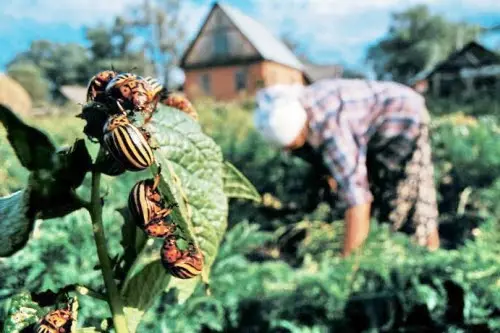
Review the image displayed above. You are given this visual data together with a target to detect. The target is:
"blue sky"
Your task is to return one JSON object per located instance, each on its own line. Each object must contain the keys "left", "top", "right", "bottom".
{"left": 1, "top": 0, "right": 500, "bottom": 75}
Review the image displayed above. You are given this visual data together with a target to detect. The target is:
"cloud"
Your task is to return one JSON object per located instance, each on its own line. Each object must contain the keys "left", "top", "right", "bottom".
{"left": 1, "top": 0, "right": 499, "bottom": 71}
{"left": 178, "top": 1, "right": 212, "bottom": 41}
{"left": 2, "top": 0, "right": 141, "bottom": 27}
{"left": 249, "top": 0, "right": 500, "bottom": 68}
{"left": 1, "top": 0, "right": 210, "bottom": 29}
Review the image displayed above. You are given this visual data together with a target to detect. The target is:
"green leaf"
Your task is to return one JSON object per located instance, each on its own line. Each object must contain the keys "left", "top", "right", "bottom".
{"left": 415, "top": 284, "right": 439, "bottom": 311}
{"left": 0, "top": 135, "right": 91, "bottom": 257}
{"left": 0, "top": 190, "right": 33, "bottom": 257}
{"left": 222, "top": 161, "right": 261, "bottom": 202}
{"left": 25, "top": 139, "right": 90, "bottom": 221}
{"left": 55, "top": 139, "right": 93, "bottom": 189}
{"left": 0, "top": 104, "right": 56, "bottom": 171}
{"left": 116, "top": 205, "right": 148, "bottom": 281}
{"left": 3, "top": 292, "right": 44, "bottom": 333}
{"left": 121, "top": 105, "right": 229, "bottom": 318}
{"left": 140, "top": 105, "right": 229, "bottom": 281}
{"left": 121, "top": 260, "right": 171, "bottom": 332}
{"left": 75, "top": 328, "right": 101, "bottom": 333}
{"left": 165, "top": 275, "right": 202, "bottom": 305}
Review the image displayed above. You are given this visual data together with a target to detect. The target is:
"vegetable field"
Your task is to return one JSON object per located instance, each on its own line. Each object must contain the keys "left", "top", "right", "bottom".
{"left": 0, "top": 98, "right": 499, "bottom": 333}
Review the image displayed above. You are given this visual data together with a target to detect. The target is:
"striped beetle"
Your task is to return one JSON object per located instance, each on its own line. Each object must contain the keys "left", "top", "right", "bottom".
{"left": 140, "top": 75, "right": 166, "bottom": 123}
{"left": 93, "top": 145, "right": 126, "bottom": 176}
{"left": 34, "top": 298, "right": 77, "bottom": 333}
{"left": 161, "top": 236, "right": 204, "bottom": 279}
{"left": 105, "top": 73, "right": 156, "bottom": 115}
{"left": 102, "top": 113, "right": 154, "bottom": 171}
{"left": 142, "top": 76, "right": 165, "bottom": 100}
{"left": 128, "top": 171, "right": 179, "bottom": 238}
{"left": 86, "top": 70, "right": 117, "bottom": 103}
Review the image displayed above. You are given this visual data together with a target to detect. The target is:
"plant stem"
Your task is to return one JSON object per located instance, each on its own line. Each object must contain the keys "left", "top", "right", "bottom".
{"left": 88, "top": 170, "right": 130, "bottom": 333}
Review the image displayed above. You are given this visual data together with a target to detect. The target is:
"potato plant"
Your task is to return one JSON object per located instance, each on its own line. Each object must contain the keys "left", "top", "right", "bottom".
{"left": 0, "top": 72, "right": 260, "bottom": 333}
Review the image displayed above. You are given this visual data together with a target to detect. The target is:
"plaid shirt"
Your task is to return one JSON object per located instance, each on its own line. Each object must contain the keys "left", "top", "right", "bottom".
{"left": 298, "top": 79, "right": 430, "bottom": 208}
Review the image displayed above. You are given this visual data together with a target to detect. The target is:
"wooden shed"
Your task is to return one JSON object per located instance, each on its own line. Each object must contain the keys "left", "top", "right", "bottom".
{"left": 419, "top": 41, "right": 500, "bottom": 97}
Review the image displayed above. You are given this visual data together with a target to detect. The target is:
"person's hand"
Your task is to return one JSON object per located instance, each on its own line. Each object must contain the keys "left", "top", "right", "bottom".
{"left": 325, "top": 176, "right": 337, "bottom": 192}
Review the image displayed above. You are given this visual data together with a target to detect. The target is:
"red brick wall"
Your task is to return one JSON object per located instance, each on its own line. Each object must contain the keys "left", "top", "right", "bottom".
{"left": 261, "top": 61, "right": 305, "bottom": 87}
{"left": 184, "top": 61, "right": 304, "bottom": 101}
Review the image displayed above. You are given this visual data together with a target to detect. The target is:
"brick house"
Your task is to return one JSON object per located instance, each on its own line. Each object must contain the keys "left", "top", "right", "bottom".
{"left": 180, "top": 2, "right": 309, "bottom": 101}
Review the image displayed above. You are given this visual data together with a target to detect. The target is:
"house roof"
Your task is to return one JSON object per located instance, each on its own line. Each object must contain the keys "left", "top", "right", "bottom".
{"left": 423, "top": 41, "right": 500, "bottom": 79}
{"left": 303, "top": 63, "right": 343, "bottom": 82}
{"left": 60, "top": 85, "right": 87, "bottom": 104}
{"left": 181, "top": 2, "right": 304, "bottom": 71}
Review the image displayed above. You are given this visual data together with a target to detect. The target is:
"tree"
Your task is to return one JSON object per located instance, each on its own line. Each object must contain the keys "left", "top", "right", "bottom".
{"left": 128, "top": 0, "right": 186, "bottom": 88}
{"left": 86, "top": 25, "right": 115, "bottom": 60}
{"left": 85, "top": 18, "right": 149, "bottom": 75}
{"left": 7, "top": 62, "right": 50, "bottom": 104}
{"left": 7, "top": 41, "right": 91, "bottom": 88}
{"left": 366, "top": 5, "right": 482, "bottom": 82}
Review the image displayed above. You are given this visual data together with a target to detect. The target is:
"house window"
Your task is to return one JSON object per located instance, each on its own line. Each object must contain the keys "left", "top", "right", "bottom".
{"left": 235, "top": 69, "right": 247, "bottom": 91}
{"left": 213, "top": 29, "right": 228, "bottom": 56}
{"left": 200, "top": 73, "right": 211, "bottom": 94}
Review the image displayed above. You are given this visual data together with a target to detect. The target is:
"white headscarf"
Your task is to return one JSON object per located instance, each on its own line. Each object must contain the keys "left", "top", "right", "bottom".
{"left": 253, "top": 84, "right": 307, "bottom": 148}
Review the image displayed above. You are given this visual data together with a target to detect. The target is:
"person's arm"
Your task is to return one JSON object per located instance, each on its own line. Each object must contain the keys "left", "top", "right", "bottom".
{"left": 320, "top": 118, "right": 373, "bottom": 258}
{"left": 343, "top": 202, "right": 371, "bottom": 257}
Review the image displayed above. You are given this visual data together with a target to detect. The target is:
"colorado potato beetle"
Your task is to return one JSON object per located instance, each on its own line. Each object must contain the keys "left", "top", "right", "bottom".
{"left": 142, "top": 76, "right": 165, "bottom": 100}
{"left": 102, "top": 114, "right": 154, "bottom": 171}
{"left": 34, "top": 299, "right": 76, "bottom": 333}
{"left": 144, "top": 216, "right": 177, "bottom": 238}
{"left": 128, "top": 172, "right": 178, "bottom": 238}
{"left": 86, "top": 70, "right": 117, "bottom": 103}
{"left": 161, "top": 236, "right": 203, "bottom": 279}
{"left": 93, "top": 146, "right": 126, "bottom": 176}
{"left": 161, "top": 92, "right": 199, "bottom": 121}
{"left": 105, "top": 73, "right": 155, "bottom": 115}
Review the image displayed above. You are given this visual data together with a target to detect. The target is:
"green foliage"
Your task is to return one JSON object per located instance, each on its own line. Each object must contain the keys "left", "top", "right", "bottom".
{"left": 8, "top": 40, "right": 91, "bottom": 88}
{"left": 122, "top": 261, "right": 171, "bottom": 332}
{"left": 0, "top": 104, "right": 56, "bottom": 170}
{"left": 7, "top": 17, "right": 150, "bottom": 99}
{"left": 139, "top": 219, "right": 498, "bottom": 332}
{"left": 432, "top": 115, "right": 500, "bottom": 187}
{"left": 0, "top": 97, "right": 499, "bottom": 332}
{"left": 0, "top": 97, "right": 256, "bottom": 332}
{"left": 427, "top": 95, "right": 500, "bottom": 118}
{"left": 142, "top": 105, "right": 229, "bottom": 277}
{"left": 116, "top": 105, "right": 242, "bottom": 329}
{"left": 85, "top": 19, "right": 149, "bottom": 76}
{"left": 222, "top": 161, "right": 261, "bottom": 203}
{"left": 3, "top": 292, "right": 44, "bottom": 333}
{"left": 0, "top": 105, "right": 90, "bottom": 257}
{"left": 6, "top": 63, "right": 50, "bottom": 104}
{"left": 367, "top": 5, "right": 481, "bottom": 82}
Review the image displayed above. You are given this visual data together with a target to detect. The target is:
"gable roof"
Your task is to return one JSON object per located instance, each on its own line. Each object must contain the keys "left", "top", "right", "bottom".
{"left": 303, "top": 63, "right": 343, "bottom": 82}
{"left": 60, "top": 85, "right": 87, "bottom": 104}
{"left": 424, "top": 41, "right": 500, "bottom": 78}
{"left": 180, "top": 2, "right": 304, "bottom": 71}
